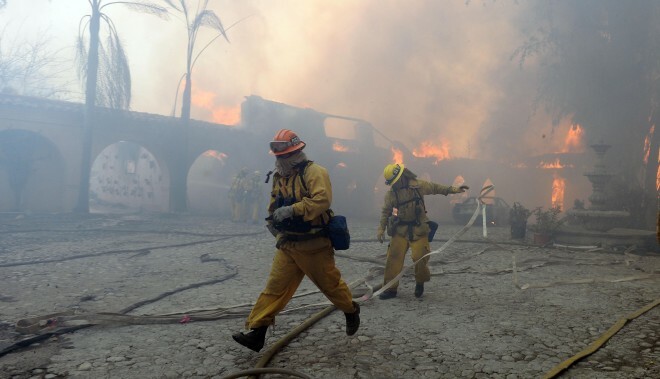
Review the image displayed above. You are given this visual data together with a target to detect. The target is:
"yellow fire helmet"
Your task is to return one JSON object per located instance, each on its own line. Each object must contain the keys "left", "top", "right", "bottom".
{"left": 383, "top": 163, "right": 404, "bottom": 186}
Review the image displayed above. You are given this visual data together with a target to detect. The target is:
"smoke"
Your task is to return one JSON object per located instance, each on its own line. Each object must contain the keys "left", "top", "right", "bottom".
{"left": 117, "top": 0, "right": 553, "bottom": 160}
{"left": 3, "top": 0, "right": 648, "bottom": 165}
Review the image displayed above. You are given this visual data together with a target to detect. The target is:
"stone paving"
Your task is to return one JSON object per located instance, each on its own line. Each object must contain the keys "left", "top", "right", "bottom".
{"left": 0, "top": 213, "right": 658, "bottom": 379}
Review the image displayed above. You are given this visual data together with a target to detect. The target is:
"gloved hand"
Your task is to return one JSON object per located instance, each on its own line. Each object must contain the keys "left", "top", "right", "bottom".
{"left": 273, "top": 205, "right": 294, "bottom": 223}
{"left": 456, "top": 185, "right": 470, "bottom": 193}
{"left": 377, "top": 228, "right": 385, "bottom": 244}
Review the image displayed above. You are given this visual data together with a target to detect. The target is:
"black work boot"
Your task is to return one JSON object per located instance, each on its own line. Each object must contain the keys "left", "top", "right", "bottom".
{"left": 414, "top": 283, "right": 424, "bottom": 298}
{"left": 232, "top": 326, "right": 268, "bottom": 352}
{"left": 378, "top": 290, "right": 397, "bottom": 300}
{"left": 345, "top": 301, "right": 360, "bottom": 336}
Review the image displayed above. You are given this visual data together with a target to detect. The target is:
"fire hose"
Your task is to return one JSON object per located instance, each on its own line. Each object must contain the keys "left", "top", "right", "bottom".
{"left": 219, "top": 186, "right": 495, "bottom": 379}
{"left": 5, "top": 185, "right": 657, "bottom": 377}
{"left": 542, "top": 298, "right": 660, "bottom": 379}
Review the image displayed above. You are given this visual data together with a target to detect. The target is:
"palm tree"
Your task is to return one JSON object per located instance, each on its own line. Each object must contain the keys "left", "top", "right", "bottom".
{"left": 74, "top": 0, "right": 167, "bottom": 213}
{"left": 163, "top": 0, "right": 228, "bottom": 212}
{"left": 164, "top": 0, "right": 228, "bottom": 121}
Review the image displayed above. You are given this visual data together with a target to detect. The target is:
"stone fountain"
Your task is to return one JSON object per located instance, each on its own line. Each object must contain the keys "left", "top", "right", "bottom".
{"left": 556, "top": 141, "right": 656, "bottom": 249}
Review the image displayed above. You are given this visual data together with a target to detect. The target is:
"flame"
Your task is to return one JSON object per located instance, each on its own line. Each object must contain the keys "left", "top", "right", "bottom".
{"left": 551, "top": 173, "right": 566, "bottom": 211}
{"left": 333, "top": 141, "right": 349, "bottom": 152}
{"left": 643, "top": 125, "right": 655, "bottom": 164}
{"left": 412, "top": 140, "right": 451, "bottom": 164}
{"left": 537, "top": 158, "right": 573, "bottom": 169}
{"left": 657, "top": 148, "right": 660, "bottom": 191}
{"left": 191, "top": 87, "right": 216, "bottom": 108}
{"left": 561, "top": 124, "right": 585, "bottom": 153}
{"left": 336, "top": 162, "right": 347, "bottom": 168}
{"left": 191, "top": 86, "right": 240, "bottom": 125}
{"left": 211, "top": 106, "right": 241, "bottom": 125}
{"left": 391, "top": 146, "right": 403, "bottom": 164}
{"left": 203, "top": 150, "right": 228, "bottom": 164}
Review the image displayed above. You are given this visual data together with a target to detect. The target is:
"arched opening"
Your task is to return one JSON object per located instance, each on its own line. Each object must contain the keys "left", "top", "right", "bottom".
{"left": 0, "top": 129, "right": 65, "bottom": 212}
{"left": 187, "top": 150, "right": 233, "bottom": 216}
{"left": 90, "top": 141, "right": 168, "bottom": 213}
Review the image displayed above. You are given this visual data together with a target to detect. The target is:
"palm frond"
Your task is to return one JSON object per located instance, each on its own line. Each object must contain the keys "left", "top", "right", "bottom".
{"left": 163, "top": 0, "right": 182, "bottom": 12}
{"left": 119, "top": 2, "right": 169, "bottom": 19}
{"left": 194, "top": 9, "right": 228, "bottom": 41}
{"left": 74, "top": 35, "right": 88, "bottom": 84}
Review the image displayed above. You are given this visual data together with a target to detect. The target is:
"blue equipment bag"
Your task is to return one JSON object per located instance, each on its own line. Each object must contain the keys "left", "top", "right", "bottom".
{"left": 427, "top": 221, "right": 439, "bottom": 242}
{"left": 327, "top": 215, "right": 350, "bottom": 250}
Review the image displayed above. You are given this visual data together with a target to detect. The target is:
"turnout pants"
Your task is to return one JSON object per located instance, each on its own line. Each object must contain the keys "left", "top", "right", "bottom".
{"left": 246, "top": 237, "right": 355, "bottom": 329}
{"left": 383, "top": 234, "right": 431, "bottom": 291}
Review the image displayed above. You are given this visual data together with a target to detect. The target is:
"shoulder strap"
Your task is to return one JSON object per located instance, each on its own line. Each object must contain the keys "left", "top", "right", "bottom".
{"left": 414, "top": 188, "right": 426, "bottom": 212}
{"left": 295, "top": 160, "right": 333, "bottom": 225}
{"left": 295, "top": 160, "right": 312, "bottom": 193}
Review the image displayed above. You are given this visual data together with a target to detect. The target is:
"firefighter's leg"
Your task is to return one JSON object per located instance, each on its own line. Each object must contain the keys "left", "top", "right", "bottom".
{"left": 382, "top": 234, "right": 409, "bottom": 292}
{"left": 410, "top": 237, "right": 431, "bottom": 284}
{"left": 246, "top": 248, "right": 305, "bottom": 329}
{"left": 292, "top": 238, "right": 355, "bottom": 313}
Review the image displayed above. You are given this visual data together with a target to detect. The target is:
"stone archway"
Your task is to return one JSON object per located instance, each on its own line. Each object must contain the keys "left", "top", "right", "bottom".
{"left": 0, "top": 129, "right": 65, "bottom": 212}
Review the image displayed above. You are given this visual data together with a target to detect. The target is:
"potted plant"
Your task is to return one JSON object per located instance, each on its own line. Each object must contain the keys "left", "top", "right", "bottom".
{"left": 530, "top": 206, "right": 564, "bottom": 245}
{"left": 509, "top": 202, "right": 531, "bottom": 239}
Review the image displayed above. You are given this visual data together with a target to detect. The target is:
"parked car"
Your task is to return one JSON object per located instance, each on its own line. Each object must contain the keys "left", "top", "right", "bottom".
{"left": 452, "top": 196, "right": 511, "bottom": 226}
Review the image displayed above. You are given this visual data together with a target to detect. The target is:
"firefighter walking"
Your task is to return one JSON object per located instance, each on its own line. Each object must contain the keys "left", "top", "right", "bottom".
{"left": 376, "top": 163, "right": 468, "bottom": 299}
{"left": 228, "top": 168, "right": 249, "bottom": 222}
{"left": 232, "top": 129, "right": 360, "bottom": 352}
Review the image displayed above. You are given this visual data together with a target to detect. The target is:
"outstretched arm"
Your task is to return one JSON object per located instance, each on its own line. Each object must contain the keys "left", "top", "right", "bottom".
{"left": 418, "top": 180, "right": 469, "bottom": 196}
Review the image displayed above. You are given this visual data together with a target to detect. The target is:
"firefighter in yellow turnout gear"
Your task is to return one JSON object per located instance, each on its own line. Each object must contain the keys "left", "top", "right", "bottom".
{"left": 377, "top": 163, "right": 469, "bottom": 300}
{"left": 232, "top": 129, "right": 360, "bottom": 353}
{"left": 228, "top": 168, "right": 249, "bottom": 222}
{"left": 245, "top": 171, "right": 264, "bottom": 223}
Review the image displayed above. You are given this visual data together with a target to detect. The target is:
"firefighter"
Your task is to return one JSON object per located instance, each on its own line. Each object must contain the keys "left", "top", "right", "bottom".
{"left": 376, "top": 163, "right": 468, "bottom": 299}
{"left": 245, "top": 171, "right": 264, "bottom": 223}
{"left": 228, "top": 168, "right": 249, "bottom": 222}
{"left": 232, "top": 129, "right": 360, "bottom": 352}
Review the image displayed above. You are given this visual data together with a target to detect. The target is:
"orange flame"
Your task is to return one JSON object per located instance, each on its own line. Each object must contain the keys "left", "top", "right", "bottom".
{"left": 333, "top": 141, "right": 349, "bottom": 152}
{"left": 191, "top": 86, "right": 240, "bottom": 125}
{"left": 191, "top": 87, "right": 215, "bottom": 108}
{"left": 391, "top": 146, "right": 403, "bottom": 164}
{"left": 561, "top": 124, "right": 585, "bottom": 153}
{"left": 643, "top": 125, "right": 655, "bottom": 164}
{"left": 211, "top": 107, "right": 241, "bottom": 125}
{"left": 538, "top": 158, "right": 573, "bottom": 169}
{"left": 657, "top": 148, "right": 660, "bottom": 191}
{"left": 203, "top": 150, "right": 228, "bottom": 164}
{"left": 551, "top": 173, "right": 566, "bottom": 211}
{"left": 412, "top": 140, "right": 451, "bottom": 164}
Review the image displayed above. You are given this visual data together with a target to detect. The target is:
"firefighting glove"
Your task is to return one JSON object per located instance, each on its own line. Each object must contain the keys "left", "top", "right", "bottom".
{"left": 377, "top": 228, "right": 385, "bottom": 244}
{"left": 454, "top": 185, "right": 469, "bottom": 193}
{"left": 273, "top": 205, "right": 294, "bottom": 223}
